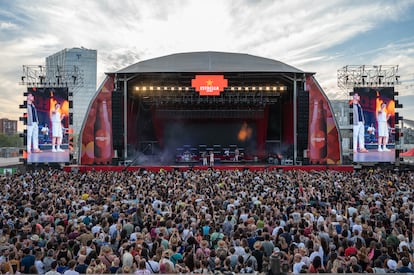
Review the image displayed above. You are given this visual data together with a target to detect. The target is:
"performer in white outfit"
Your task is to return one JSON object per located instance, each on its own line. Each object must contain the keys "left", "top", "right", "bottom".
{"left": 352, "top": 92, "right": 368, "bottom": 153}
{"left": 377, "top": 102, "right": 391, "bottom": 152}
{"left": 26, "top": 92, "right": 42, "bottom": 153}
{"left": 209, "top": 151, "right": 214, "bottom": 167}
{"left": 51, "top": 102, "right": 65, "bottom": 152}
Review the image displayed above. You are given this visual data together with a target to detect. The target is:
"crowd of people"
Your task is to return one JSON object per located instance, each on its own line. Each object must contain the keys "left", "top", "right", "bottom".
{"left": 0, "top": 167, "right": 413, "bottom": 274}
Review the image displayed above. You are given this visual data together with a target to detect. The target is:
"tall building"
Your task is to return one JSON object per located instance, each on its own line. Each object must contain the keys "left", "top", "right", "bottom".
{"left": 46, "top": 47, "right": 97, "bottom": 158}
{"left": 0, "top": 118, "right": 17, "bottom": 135}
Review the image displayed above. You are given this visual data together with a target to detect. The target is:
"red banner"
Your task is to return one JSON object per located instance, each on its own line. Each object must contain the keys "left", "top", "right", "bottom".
{"left": 80, "top": 76, "right": 114, "bottom": 164}
{"left": 192, "top": 75, "right": 228, "bottom": 96}
{"left": 307, "top": 76, "right": 341, "bottom": 164}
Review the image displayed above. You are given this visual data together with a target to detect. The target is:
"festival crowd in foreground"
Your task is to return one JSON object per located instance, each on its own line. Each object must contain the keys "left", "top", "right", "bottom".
{"left": 0, "top": 168, "right": 414, "bottom": 274}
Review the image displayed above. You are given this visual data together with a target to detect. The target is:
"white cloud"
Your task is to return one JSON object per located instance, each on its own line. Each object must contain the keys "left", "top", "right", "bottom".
{"left": 0, "top": 21, "right": 18, "bottom": 30}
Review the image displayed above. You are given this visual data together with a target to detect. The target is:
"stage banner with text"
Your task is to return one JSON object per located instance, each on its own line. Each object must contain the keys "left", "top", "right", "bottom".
{"left": 80, "top": 76, "right": 114, "bottom": 164}
{"left": 307, "top": 76, "right": 341, "bottom": 164}
{"left": 192, "top": 75, "right": 228, "bottom": 96}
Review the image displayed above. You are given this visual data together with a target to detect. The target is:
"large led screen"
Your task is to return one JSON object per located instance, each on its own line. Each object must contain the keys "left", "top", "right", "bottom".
{"left": 352, "top": 87, "right": 395, "bottom": 163}
{"left": 25, "top": 87, "right": 70, "bottom": 163}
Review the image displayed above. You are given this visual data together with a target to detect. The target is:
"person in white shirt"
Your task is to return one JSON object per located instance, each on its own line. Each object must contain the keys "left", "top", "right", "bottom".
{"left": 377, "top": 102, "right": 391, "bottom": 152}
{"left": 293, "top": 253, "right": 306, "bottom": 274}
{"left": 50, "top": 102, "right": 65, "bottom": 152}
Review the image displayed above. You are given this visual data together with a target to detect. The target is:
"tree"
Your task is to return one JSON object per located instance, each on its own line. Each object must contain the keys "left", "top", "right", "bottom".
{"left": 0, "top": 133, "right": 23, "bottom": 148}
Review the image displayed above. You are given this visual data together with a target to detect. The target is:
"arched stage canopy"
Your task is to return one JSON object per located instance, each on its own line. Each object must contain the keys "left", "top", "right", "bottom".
{"left": 114, "top": 51, "right": 312, "bottom": 74}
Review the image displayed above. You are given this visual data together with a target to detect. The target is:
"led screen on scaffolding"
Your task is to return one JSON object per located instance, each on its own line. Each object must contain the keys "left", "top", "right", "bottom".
{"left": 25, "top": 87, "right": 70, "bottom": 163}
{"left": 351, "top": 87, "right": 395, "bottom": 163}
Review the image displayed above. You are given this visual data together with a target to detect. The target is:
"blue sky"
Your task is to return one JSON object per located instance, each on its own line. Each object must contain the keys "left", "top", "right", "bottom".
{"left": 1, "top": 0, "right": 414, "bottom": 128}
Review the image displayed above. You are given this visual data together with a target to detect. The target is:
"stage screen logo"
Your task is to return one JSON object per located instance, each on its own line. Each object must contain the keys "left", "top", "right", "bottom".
{"left": 192, "top": 75, "right": 228, "bottom": 96}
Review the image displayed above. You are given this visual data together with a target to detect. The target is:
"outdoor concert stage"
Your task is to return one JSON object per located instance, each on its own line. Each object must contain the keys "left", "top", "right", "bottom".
{"left": 79, "top": 51, "right": 342, "bottom": 167}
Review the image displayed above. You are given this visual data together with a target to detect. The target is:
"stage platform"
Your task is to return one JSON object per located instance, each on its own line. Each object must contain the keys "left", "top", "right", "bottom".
{"left": 63, "top": 164, "right": 354, "bottom": 173}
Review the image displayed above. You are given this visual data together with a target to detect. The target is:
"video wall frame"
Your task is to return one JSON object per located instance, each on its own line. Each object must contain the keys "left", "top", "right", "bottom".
{"left": 21, "top": 87, "right": 72, "bottom": 164}
{"left": 351, "top": 87, "right": 395, "bottom": 163}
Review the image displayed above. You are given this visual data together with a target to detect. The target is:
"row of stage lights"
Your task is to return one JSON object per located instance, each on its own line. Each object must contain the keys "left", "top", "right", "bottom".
{"left": 134, "top": 86, "right": 287, "bottom": 92}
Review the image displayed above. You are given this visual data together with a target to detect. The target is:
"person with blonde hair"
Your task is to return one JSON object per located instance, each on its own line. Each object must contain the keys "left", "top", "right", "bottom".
{"left": 50, "top": 102, "right": 65, "bottom": 152}
{"left": 377, "top": 102, "right": 391, "bottom": 152}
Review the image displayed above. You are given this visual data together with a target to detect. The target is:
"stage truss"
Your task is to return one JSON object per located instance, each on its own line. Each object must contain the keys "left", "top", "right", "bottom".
{"left": 20, "top": 65, "right": 84, "bottom": 93}
{"left": 337, "top": 65, "right": 400, "bottom": 94}
{"left": 131, "top": 86, "right": 282, "bottom": 105}
{"left": 337, "top": 65, "right": 405, "bottom": 166}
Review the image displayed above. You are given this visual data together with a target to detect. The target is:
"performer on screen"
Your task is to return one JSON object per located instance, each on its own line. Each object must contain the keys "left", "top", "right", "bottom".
{"left": 50, "top": 102, "right": 65, "bottom": 152}
{"left": 377, "top": 102, "right": 391, "bottom": 152}
{"left": 26, "top": 92, "right": 42, "bottom": 153}
{"left": 352, "top": 92, "right": 369, "bottom": 153}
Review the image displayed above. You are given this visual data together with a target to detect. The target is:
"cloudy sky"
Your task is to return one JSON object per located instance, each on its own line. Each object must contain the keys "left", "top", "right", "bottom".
{"left": 1, "top": 0, "right": 414, "bottom": 128}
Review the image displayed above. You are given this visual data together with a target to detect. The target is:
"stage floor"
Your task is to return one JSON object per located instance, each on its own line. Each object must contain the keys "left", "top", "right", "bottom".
{"left": 64, "top": 163, "right": 354, "bottom": 173}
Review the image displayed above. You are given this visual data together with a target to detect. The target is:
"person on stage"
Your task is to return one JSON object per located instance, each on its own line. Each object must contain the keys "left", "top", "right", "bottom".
{"left": 352, "top": 92, "right": 369, "bottom": 153}
{"left": 202, "top": 151, "right": 208, "bottom": 166}
{"left": 234, "top": 148, "right": 240, "bottom": 161}
{"left": 26, "top": 92, "right": 42, "bottom": 153}
{"left": 367, "top": 123, "right": 376, "bottom": 143}
{"left": 41, "top": 123, "right": 50, "bottom": 144}
{"left": 50, "top": 102, "right": 65, "bottom": 152}
{"left": 377, "top": 102, "right": 391, "bottom": 152}
{"left": 209, "top": 151, "right": 214, "bottom": 167}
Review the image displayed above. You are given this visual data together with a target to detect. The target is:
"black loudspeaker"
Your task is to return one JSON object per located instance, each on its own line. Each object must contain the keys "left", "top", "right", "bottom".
{"left": 297, "top": 89, "right": 309, "bottom": 161}
{"left": 112, "top": 91, "right": 123, "bottom": 152}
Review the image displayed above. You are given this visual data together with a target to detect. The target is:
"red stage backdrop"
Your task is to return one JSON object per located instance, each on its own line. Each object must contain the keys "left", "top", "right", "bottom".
{"left": 307, "top": 76, "right": 341, "bottom": 164}
{"left": 80, "top": 76, "right": 114, "bottom": 164}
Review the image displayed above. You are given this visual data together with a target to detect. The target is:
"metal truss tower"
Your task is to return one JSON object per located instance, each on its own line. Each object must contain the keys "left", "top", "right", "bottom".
{"left": 20, "top": 65, "right": 84, "bottom": 92}
{"left": 337, "top": 65, "right": 400, "bottom": 93}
